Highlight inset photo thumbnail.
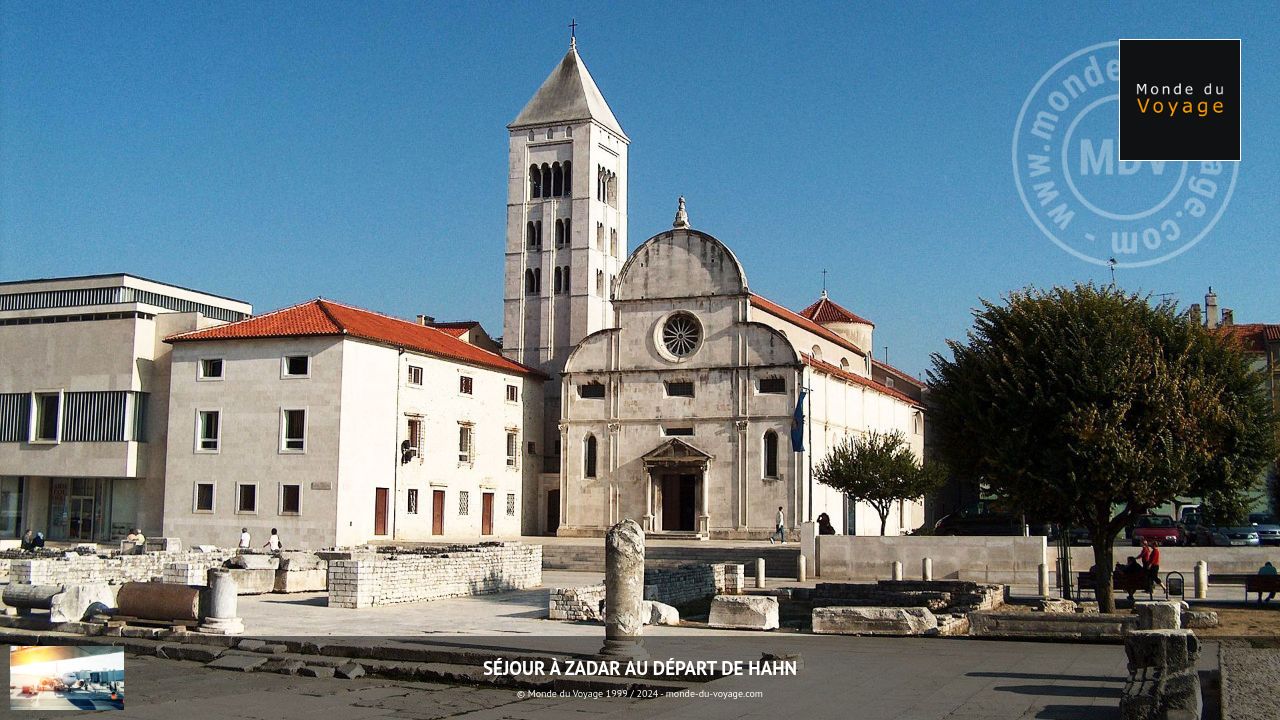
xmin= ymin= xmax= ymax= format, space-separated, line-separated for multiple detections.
xmin=9 ymin=645 xmax=124 ymax=711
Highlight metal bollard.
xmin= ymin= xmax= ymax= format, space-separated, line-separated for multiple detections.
xmin=891 ymin=561 xmax=903 ymax=581
xmin=1038 ymin=563 xmax=1050 ymax=599
xmin=797 ymin=554 xmax=807 ymax=583
xmin=922 ymin=557 xmax=933 ymax=582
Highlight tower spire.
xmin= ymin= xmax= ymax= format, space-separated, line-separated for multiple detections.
xmin=569 ymin=18 xmax=577 ymax=50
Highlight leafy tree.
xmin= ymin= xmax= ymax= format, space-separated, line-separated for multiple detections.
xmin=815 ymin=430 xmax=945 ymax=536
xmin=928 ymin=284 xmax=1276 ymax=612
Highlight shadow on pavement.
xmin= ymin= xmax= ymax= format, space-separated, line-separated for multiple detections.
xmin=968 ymin=671 xmax=1121 ymax=683
xmin=994 ymin=684 xmax=1123 ymax=698
xmin=1034 ymin=704 xmax=1120 ymax=720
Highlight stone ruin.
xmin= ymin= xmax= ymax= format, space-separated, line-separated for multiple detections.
xmin=793 ymin=579 xmax=1005 ymax=636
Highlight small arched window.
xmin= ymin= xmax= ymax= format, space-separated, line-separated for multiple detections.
xmin=596 ymin=269 xmax=604 ymax=296
xmin=533 ymin=268 xmax=541 ymax=293
xmin=524 ymin=269 xmax=535 ymax=294
xmin=535 ymin=220 xmax=543 ymax=248
xmin=552 ymin=163 xmax=563 ymax=197
xmin=541 ymin=164 xmax=552 ymax=197
xmin=563 ymin=218 xmax=570 ymax=245
xmin=563 ymin=160 xmax=571 ymax=194
xmin=529 ymin=165 xmax=541 ymax=199
xmin=562 ymin=266 xmax=570 ymax=294
xmin=584 ymin=434 xmax=598 ymax=478
xmin=526 ymin=221 xmax=537 ymax=250
xmin=811 ymin=345 xmax=822 ymax=362
xmin=610 ymin=228 xmax=618 ymax=256
xmin=553 ymin=267 xmax=562 ymax=293
xmin=839 ymin=357 xmax=850 ymax=371
xmin=554 ymin=219 xmax=564 ymax=247
xmin=763 ymin=430 xmax=779 ymax=479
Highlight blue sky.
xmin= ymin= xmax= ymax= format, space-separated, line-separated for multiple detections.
xmin=2 ymin=2 xmax=1276 ymax=378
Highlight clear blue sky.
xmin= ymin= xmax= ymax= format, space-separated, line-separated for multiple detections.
xmin=3 ymin=2 xmax=1277 ymax=378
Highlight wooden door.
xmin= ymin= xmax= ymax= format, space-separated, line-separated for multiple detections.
xmin=432 ymin=490 xmax=445 ymax=535
xmin=546 ymin=490 xmax=560 ymax=534
xmin=481 ymin=492 xmax=494 ymax=535
xmin=373 ymin=487 xmax=389 ymax=535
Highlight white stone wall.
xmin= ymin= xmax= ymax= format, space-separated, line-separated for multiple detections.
xmin=327 ymin=543 xmax=542 ymax=609
xmin=10 ymin=549 xmax=236 ymax=586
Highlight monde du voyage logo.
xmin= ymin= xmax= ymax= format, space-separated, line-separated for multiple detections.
xmin=1013 ymin=41 xmax=1240 ymax=268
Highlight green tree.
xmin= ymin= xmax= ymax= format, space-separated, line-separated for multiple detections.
xmin=928 ymin=284 xmax=1276 ymax=612
xmin=815 ymin=430 xmax=945 ymax=536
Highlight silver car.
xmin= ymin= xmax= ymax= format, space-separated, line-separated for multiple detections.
xmin=1249 ymin=513 xmax=1280 ymax=546
xmin=1207 ymin=526 xmax=1261 ymax=547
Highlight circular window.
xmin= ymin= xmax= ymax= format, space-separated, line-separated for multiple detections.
xmin=661 ymin=313 xmax=701 ymax=358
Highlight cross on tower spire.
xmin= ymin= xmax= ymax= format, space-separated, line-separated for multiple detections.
xmin=569 ymin=18 xmax=577 ymax=49
xmin=820 ymin=269 xmax=828 ymax=299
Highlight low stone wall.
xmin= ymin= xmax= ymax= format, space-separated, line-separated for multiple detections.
xmin=548 ymin=584 xmax=606 ymax=621
xmin=10 ymin=550 xmax=238 ymax=586
xmin=813 ymin=535 xmax=1047 ymax=585
xmin=969 ymin=610 xmax=1138 ymax=641
xmin=327 ymin=543 xmax=542 ymax=609
xmin=803 ymin=580 xmax=1004 ymax=614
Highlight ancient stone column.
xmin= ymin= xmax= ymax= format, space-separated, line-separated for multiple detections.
xmin=755 ymin=558 xmax=766 ymax=589
xmin=600 ymin=519 xmax=647 ymax=659
xmin=1194 ymin=561 xmax=1208 ymax=599
xmin=922 ymin=558 xmax=933 ymax=581
xmin=892 ymin=561 xmax=903 ymax=581
xmin=198 ymin=568 xmax=244 ymax=635
xmin=1038 ymin=563 xmax=1050 ymax=598
xmin=797 ymin=554 xmax=807 ymax=583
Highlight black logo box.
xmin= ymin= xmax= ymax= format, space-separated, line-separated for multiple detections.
xmin=1119 ymin=39 xmax=1240 ymax=161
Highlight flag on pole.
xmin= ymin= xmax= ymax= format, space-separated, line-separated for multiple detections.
xmin=790 ymin=389 xmax=807 ymax=451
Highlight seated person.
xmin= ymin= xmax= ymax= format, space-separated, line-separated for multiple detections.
xmin=1258 ymin=561 xmax=1278 ymax=604
xmin=817 ymin=512 xmax=836 ymax=535
xmin=20 ymin=529 xmax=35 ymax=552
xmin=32 ymin=531 xmax=45 ymax=549
xmin=1121 ymin=556 xmax=1147 ymax=600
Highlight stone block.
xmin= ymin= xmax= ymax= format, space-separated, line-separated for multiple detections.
xmin=643 ymin=600 xmax=680 ymax=626
xmin=812 ymin=606 xmax=938 ymax=636
xmin=1134 ymin=601 xmax=1182 ymax=631
xmin=1125 ymin=630 xmax=1200 ymax=675
xmin=708 ymin=595 xmax=778 ymax=630
xmin=274 ymin=569 xmax=327 ymax=593
xmin=232 ymin=554 xmax=280 ymax=571
xmin=1032 ymin=598 xmax=1077 ymax=614
xmin=206 ymin=653 xmax=268 ymax=672
xmin=226 ymin=568 xmax=277 ymax=595
xmin=1181 ymin=610 xmax=1218 ymax=629
xmin=261 ymin=659 xmax=306 ymax=675
xmin=299 ymin=665 xmax=336 ymax=678
xmin=335 ymin=662 xmax=366 ymax=679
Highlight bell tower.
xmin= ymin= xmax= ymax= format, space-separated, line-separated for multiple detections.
xmin=503 ymin=40 xmax=629 ymax=474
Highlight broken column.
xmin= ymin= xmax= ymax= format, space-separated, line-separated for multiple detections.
xmin=198 ymin=567 xmax=244 ymax=635
xmin=600 ymin=519 xmax=647 ymax=659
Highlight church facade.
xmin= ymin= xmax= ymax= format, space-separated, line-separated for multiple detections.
xmin=504 ymin=43 xmax=928 ymax=539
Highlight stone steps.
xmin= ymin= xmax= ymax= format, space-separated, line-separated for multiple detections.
xmin=542 ymin=544 xmax=800 ymax=577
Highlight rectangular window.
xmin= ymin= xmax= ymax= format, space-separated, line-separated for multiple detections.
xmin=407 ymin=365 xmax=423 ymax=386
xmin=199 ymin=358 xmax=224 ymax=380
xmin=885 ymin=377 xmax=896 ymax=389
xmin=459 ymin=376 xmax=474 ymax=395
xmin=757 ymin=377 xmax=786 ymax=394
xmin=578 ymin=382 xmax=605 ymax=399
xmin=197 ymin=410 xmax=220 ymax=452
xmin=407 ymin=488 xmax=419 ymax=514
xmin=32 ymin=392 xmax=60 ymax=442
xmin=507 ymin=493 xmax=517 ymax=516
xmin=458 ymin=424 xmax=473 ymax=464
xmin=527 ymin=440 xmax=536 ymax=455
xmin=458 ymin=490 xmax=470 ymax=516
xmin=506 ymin=431 xmax=518 ymax=467
xmin=405 ymin=416 xmax=423 ymax=462
xmin=281 ymin=409 xmax=306 ymax=452
xmin=236 ymin=483 xmax=257 ymax=513
xmin=665 ymin=381 xmax=694 ymax=398
xmin=280 ymin=484 xmax=301 ymax=514
xmin=194 ymin=482 xmax=214 ymax=513
xmin=663 ymin=427 xmax=694 ymax=437
xmin=283 ymin=355 xmax=310 ymax=378
xmin=506 ymin=384 xmax=519 ymax=402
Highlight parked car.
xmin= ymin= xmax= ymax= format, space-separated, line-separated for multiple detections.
xmin=1131 ymin=515 xmax=1186 ymax=546
xmin=1181 ymin=511 xmax=1204 ymax=543
xmin=1194 ymin=523 xmax=1261 ymax=547
xmin=933 ymin=501 xmax=1052 ymax=536
xmin=1248 ymin=513 xmax=1280 ymax=546
xmin=1049 ymin=525 xmax=1093 ymax=545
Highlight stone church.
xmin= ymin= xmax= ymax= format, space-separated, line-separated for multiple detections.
xmin=504 ymin=41 xmax=925 ymax=539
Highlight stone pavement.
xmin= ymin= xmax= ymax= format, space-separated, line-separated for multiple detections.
xmin=17 ymin=637 xmax=1210 ymax=720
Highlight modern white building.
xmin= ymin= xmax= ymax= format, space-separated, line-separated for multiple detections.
xmin=161 ymin=299 xmax=545 ymax=548
xmin=0 ymin=274 xmax=251 ymax=542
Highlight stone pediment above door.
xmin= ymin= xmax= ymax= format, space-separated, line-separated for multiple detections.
xmin=641 ymin=438 xmax=712 ymax=469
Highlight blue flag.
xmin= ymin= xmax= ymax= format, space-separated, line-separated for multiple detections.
xmin=790 ymin=389 xmax=806 ymax=451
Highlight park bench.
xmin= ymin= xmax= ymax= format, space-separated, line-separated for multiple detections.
xmin=1076 ymin=570 xmax=1154 ymax=601
xmin=1244 ymin=574 xmax=1280 ymax=602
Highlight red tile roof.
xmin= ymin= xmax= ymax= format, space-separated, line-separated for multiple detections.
xmin=799 ymin=295 xmax=874 ymax=326
xmin=801 ymin=353 xmax=924 ymax=409
xmin=1220 ymin=323 xmax=1280 ymax=353
xmin=426 ymin=321 xmax=480 ymax=338
xmin=749 ymin=293 xmax=867 ymax=358
xmin=167 ymin=299 xmax=545 ymax=379
xmin=871 ymin=358 xmax=926 ymax=389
